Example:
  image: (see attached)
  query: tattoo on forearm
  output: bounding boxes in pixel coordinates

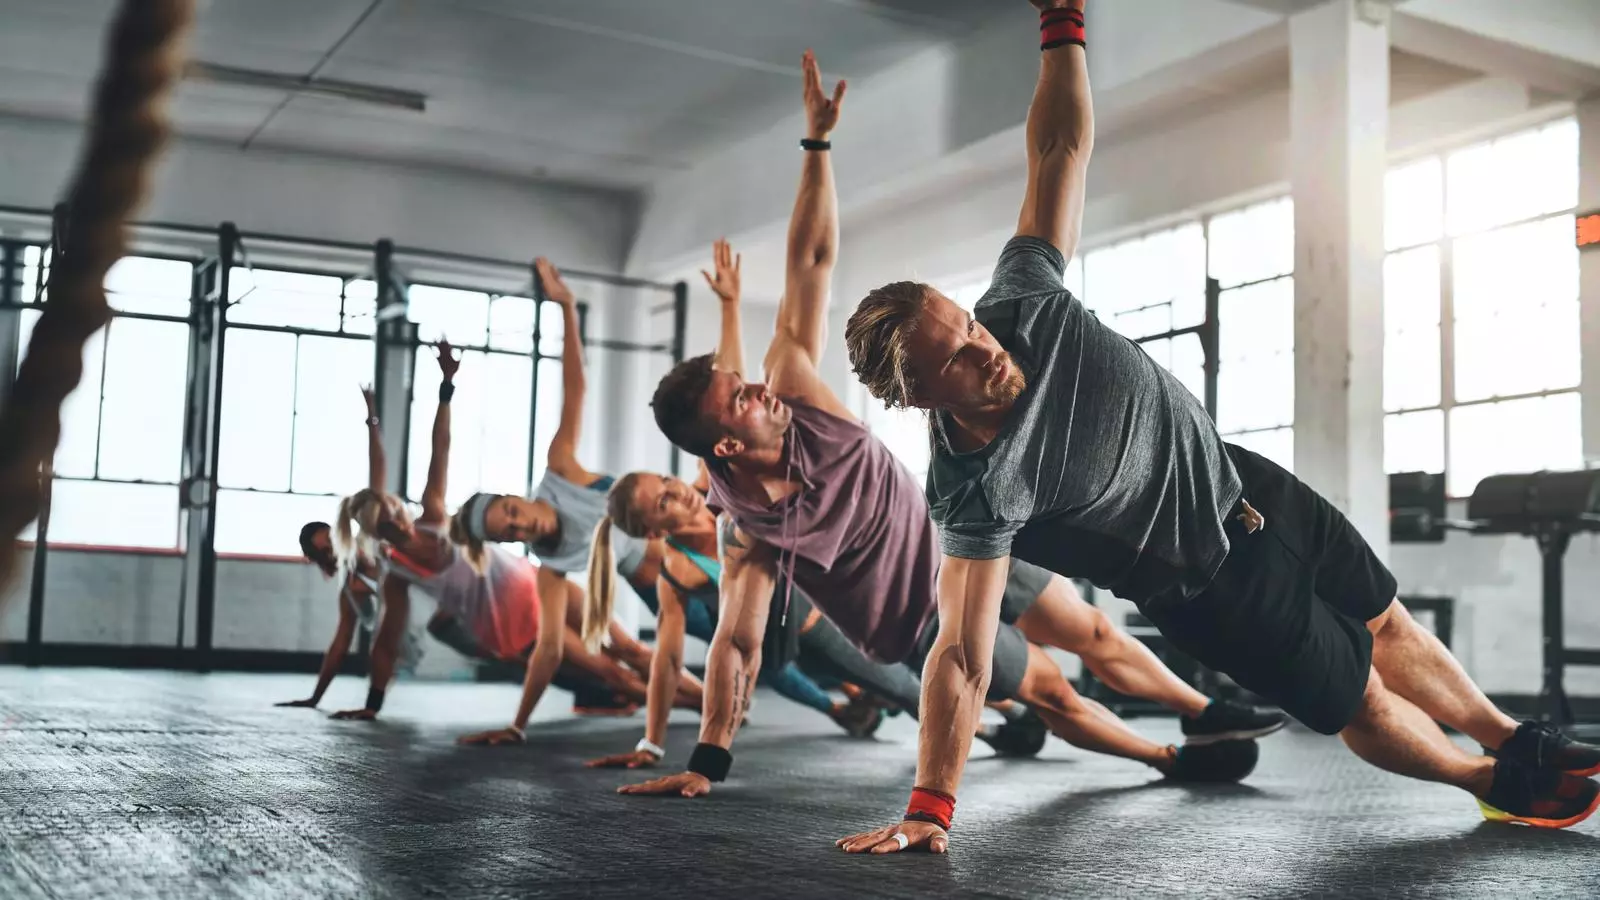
[725,667,758,740]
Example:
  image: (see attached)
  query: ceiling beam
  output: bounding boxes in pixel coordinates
[1390,10,1600,98]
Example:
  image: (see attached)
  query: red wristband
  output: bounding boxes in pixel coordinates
[1040,7,1086,51]
[904,786,956,831]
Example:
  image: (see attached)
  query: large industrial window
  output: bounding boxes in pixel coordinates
[1382,116,1579,497]
[213,266,376,556]
[12,246,191,549]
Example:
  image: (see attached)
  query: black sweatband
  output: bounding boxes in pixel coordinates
[438,381,455,403]
[800,138,831,152]
[365,686,385,712]
[687,742,733,782]
[903,811,952,830]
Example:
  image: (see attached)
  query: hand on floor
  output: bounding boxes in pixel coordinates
[274,698,318,708]
[586,749,660,769]
[616,771,711,798]
[457,726,525,746]
[837,820,948,855]
[329,708,377,721]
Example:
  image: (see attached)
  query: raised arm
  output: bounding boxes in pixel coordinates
[330,572,411,721]
[838,554,1011,855]
[538,258,593,483]
[457,565,571,746]
[619,519,775,798]
[419,342,459,524]
[362,384,385,492]
[702,239,745,376]
[587,572,689,770]
[275,590,357,709]
[1015,0,1093,258]
[764,51,846,387]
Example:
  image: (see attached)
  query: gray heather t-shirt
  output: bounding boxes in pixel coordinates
[927,236,1242,610]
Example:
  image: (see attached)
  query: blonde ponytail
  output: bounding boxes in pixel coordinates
[583,515,617,653]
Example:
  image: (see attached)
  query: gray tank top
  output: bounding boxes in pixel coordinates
[706,399,939,663]
[531,470,611,573]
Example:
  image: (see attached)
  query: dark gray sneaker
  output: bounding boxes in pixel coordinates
[977,710,1049,758]
[1166,740,1260,783]
[1181,699,1289,746]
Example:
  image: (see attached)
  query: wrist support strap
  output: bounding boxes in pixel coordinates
[1040,5,1086,51]
[904,786,955,831]
[687,742,733,782]
[365,686,386,713]
[800,138,831,152]
[438,381,455,403]
[636,737,666,760]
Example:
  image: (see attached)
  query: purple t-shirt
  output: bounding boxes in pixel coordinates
[705,399,939,663]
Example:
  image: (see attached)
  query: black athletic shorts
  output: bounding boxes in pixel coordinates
[1142,444,1398,735]
[906,559,1054,703]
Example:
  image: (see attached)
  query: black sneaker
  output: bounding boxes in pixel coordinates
[830,699,886,739]
[1479,758,1600,829]
[1165,739,1260,783]
[1488,720,1600,777]
[1181,699,1289,746]
[977,710,1049,758]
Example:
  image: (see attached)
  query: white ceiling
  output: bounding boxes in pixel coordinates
[0,0,1012,192]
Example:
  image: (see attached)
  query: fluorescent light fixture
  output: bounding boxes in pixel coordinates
[185,61,427,112]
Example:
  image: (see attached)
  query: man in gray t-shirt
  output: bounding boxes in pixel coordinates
[842,0,1599,851]
[925,234,1241,610]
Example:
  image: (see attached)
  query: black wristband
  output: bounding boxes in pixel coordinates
[365,686,386,712]
[438,381,455,403]
[687,742,733,782]
[903,811,951,831]
[800,138,831,152]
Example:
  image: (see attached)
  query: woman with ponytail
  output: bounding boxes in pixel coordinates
[324,340,695,729]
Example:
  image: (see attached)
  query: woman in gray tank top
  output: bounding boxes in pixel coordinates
[441,258,667,691]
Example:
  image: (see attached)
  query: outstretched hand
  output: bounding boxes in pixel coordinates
[836,820,949,855]
[360,384,377,417]
[801,49,846,140]
[435,340,460,381]
[274,698,318,709]
[535,257,576,308]
[701,238,741,305]
[616,770,711,798]
[586,749,661,770]
[457,726,525,746]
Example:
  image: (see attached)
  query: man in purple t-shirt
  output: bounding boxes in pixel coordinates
[618,49,1282,807]
[841,0,1600,851]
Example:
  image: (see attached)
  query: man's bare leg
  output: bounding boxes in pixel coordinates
[1365,600,1518,750]
[1013,643,1175,769]
[1339,668,1495,795]
[1016,577,1209,716]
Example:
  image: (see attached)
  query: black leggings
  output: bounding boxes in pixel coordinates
[427,613,617,703]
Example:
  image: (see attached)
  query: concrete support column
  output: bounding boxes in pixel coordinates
[1577,97,1600,465]
[1290,0,1391,562]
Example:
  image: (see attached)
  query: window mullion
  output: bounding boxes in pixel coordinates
[1439,235,1456,481]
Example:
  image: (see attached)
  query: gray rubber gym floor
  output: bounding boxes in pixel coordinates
[2,668,1596,899]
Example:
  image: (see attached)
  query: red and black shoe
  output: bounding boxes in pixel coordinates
[1478,758,1600,829]
[1488,720,1600,777]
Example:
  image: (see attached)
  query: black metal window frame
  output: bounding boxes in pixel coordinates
[0,204,690,672]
